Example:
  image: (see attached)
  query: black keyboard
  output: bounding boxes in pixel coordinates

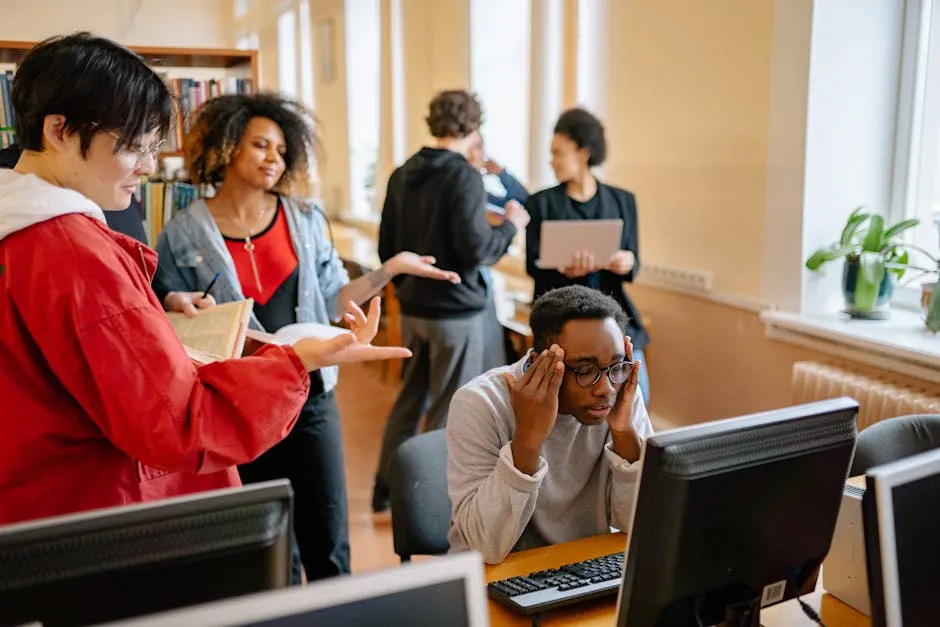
[487,552,624,615]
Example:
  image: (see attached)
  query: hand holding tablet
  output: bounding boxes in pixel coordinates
[536,219,624,272]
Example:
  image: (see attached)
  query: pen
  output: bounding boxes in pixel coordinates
[201,271,222,299]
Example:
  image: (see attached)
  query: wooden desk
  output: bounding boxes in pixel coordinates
[485,533,870,627]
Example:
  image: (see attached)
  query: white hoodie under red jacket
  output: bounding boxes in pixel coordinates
[0,170,310,525]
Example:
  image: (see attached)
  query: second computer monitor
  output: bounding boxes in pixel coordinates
[863,447,940,627]
[0,480,293,627]
[95,551,490,627]
[616,397,859,627]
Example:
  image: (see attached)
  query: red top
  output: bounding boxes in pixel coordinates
[0,215,310,525]
[224,203,298,306]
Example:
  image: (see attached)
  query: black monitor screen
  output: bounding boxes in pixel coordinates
[890,472,940,627]
[245,579,469,627]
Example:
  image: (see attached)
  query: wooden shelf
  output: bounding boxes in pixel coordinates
[0,41,257,73]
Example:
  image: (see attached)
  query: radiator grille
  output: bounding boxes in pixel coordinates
[791,361,940,430]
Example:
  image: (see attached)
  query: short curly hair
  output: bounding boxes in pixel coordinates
[184,92,319,198]
[425,90,483,139]
[530,285,629,353]
[553,108,607,167]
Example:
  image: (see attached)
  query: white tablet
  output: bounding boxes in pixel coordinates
[537,219,624,270]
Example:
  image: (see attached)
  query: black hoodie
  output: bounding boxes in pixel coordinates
[378,147,517,319]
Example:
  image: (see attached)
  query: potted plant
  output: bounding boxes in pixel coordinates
[891,243,940,333]
[805,207,919,318]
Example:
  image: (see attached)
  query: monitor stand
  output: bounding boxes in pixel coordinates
[719,597,761,627]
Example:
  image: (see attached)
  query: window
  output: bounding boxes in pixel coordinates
[470,0,532,186]
[298,0,314,108]
[891,0,940,304]
[344,0,381,216]
[277,9,298,98]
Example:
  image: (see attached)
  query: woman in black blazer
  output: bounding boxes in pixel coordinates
[525,108,650,401]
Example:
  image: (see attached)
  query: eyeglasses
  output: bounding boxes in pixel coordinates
[564,360,635,388]
[107,131,165,166]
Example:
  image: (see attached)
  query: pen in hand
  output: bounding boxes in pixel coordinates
[201,271,222,300]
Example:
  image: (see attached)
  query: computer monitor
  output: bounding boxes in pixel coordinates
[0,480,293,627]
[94,551,490,627]
[863,447,940,627]
[616,397,859,627]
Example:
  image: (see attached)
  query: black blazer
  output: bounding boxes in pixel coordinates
[524,182,649,350]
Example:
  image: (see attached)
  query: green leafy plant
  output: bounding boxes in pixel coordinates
[805,207,919,311]
[895,243,940,333]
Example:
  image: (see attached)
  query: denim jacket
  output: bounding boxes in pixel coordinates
[154,196,349,391]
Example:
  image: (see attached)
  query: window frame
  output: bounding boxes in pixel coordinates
[890,0,940,311]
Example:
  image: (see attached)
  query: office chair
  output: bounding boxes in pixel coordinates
[389,429,452,562]
[850,413,940,475]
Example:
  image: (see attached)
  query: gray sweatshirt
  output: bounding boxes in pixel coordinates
[446,357,654,564]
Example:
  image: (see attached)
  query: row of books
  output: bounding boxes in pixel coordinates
[0,71,15,149]
[0,71,254,153]
[136,179,209,246]
[160,76,255,153]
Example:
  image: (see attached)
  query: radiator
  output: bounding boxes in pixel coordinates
[791,361,940,430]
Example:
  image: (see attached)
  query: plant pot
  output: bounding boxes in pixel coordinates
[842,259,894,318]
[924,281,940,333]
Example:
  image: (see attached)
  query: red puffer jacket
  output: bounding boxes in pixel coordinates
[0,170,309,525]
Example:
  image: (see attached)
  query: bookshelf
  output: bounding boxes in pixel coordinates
[0,41,258,74]
[0,41,259,152]
[0,41,260,244]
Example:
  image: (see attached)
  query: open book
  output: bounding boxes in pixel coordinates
[166,299,254,366]
[242,322,349,357]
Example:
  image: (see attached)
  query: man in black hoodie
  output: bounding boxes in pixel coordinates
[372,90,530,512]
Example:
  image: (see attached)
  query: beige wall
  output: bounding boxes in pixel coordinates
[309,0,352,215]
[605,0,773,299]
[0,0,234,48]
[633,286,940,425]
[398,0,472,154]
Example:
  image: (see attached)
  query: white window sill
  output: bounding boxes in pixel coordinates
[760,308,940,383]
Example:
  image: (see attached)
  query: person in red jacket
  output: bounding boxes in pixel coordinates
[0,32,410,526]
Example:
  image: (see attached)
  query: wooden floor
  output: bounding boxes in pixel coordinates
[334,362,402,574]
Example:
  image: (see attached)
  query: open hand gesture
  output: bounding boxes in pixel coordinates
[344,297,381,345]
[291,331,412,372]
[387,252,461,284]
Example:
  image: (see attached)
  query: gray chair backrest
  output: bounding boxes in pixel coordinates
[850,414,940,476]
[389,429,452,561]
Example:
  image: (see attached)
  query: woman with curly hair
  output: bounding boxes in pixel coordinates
[155,92,459,582]
[1,34,408,529]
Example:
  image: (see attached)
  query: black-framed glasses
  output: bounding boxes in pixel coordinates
[564,361,635,388]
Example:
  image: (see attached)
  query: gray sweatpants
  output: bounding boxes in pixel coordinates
[375,312,485,483]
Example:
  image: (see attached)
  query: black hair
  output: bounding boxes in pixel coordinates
[553,107,607,167]
[12,32,174,157]
[425,90,483,138]
[529,285,629,352]
[184,92,318,198]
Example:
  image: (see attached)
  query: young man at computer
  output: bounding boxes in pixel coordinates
[446,285,653,564]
